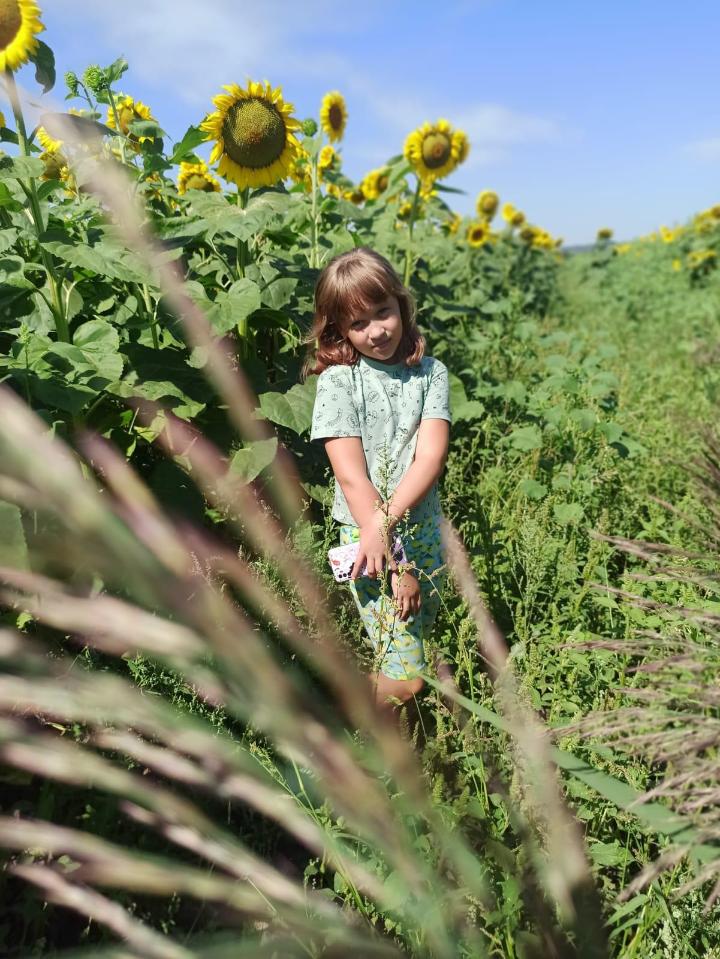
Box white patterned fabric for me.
[310,355,451,526]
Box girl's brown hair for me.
[300,247,425,380]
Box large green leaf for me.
[255,378,318,434]
[229,437,278,483]
[72,320,124,382]
[116,343,208,421]
[170,125,207,164]
[207,279,262,335]
[505,425,543,451]
[0,156,45,180]
[190,191,293,242]
[40,231,148,284]
[30,40,56,93]
[114,378,205,421]
[0,256,34,289]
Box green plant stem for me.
[403,178,423,286]
[105,86,127,166]
[5,68,69,343]
[138,282,159,350]
[235,187,252,361]
[236,185,251,279]
[310,151,320,269]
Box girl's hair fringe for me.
[299,247,425,381]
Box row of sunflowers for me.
[0,2,562,258]
[595,204,720,282]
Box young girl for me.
[301,247,452,721]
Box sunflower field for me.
[2,6,720,958]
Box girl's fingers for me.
[351,550,366,579]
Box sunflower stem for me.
[4,69,69,344]
[236,187,252,360]
[236,186,250,279]
[403,177,423,286]
[105,87,128,166]
[137,282,159,350]
[310,151,320,269]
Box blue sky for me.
[13,0,720,244]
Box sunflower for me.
[319,90,347,142]
[476,190,499,220]
[360,166,390,201]
[37,125,62,153]
[397,200,414,220]
[531,228,555,250]
[318,144,338,171]
[404,118,466,187]
[36,108,83,154]
[39,149,69,183]
[343,187,365,205]
[519,224,538,244]
[0,110,6,128]
[287,146,312,192]
[201,80,301,190]
[444,212,462,235]
[501,202,526,228]
[466,220,492,247]
[106,95,156,143]
[596,227,613,241]
[177,160,221,195]
[0,0,44,73]
[452,129,470,165]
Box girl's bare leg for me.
[371,672,425,728]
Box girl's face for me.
[340,294,404,364]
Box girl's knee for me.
[378,674,425,704]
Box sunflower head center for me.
[0,0,22,48]
[186,173,214,192]
[222,97,286,169]
[422,132,451,169]
[329,104,343,130]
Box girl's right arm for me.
[323,436,393,579]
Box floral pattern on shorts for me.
[339,512,447,680]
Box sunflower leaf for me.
[128,119,167,140]
[171,125,206,164]
[433,183,467,195]
[255,379,318,434]
[106,56,129,84]
[30,41,56,94]
[229,437,279,483]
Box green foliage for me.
[2,42,720,959]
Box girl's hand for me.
[351,511,393,580]
[391,568,421,621]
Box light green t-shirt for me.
[310,354,452,526]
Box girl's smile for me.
[342,295,403,363]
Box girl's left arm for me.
[385,418,450,525]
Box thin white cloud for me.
[49,0,562,174]
[683,137,720,163]
[49,0,366,105]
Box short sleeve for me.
[421,359,452,423]
[310,366,361,440]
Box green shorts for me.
[338,512,447,680]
